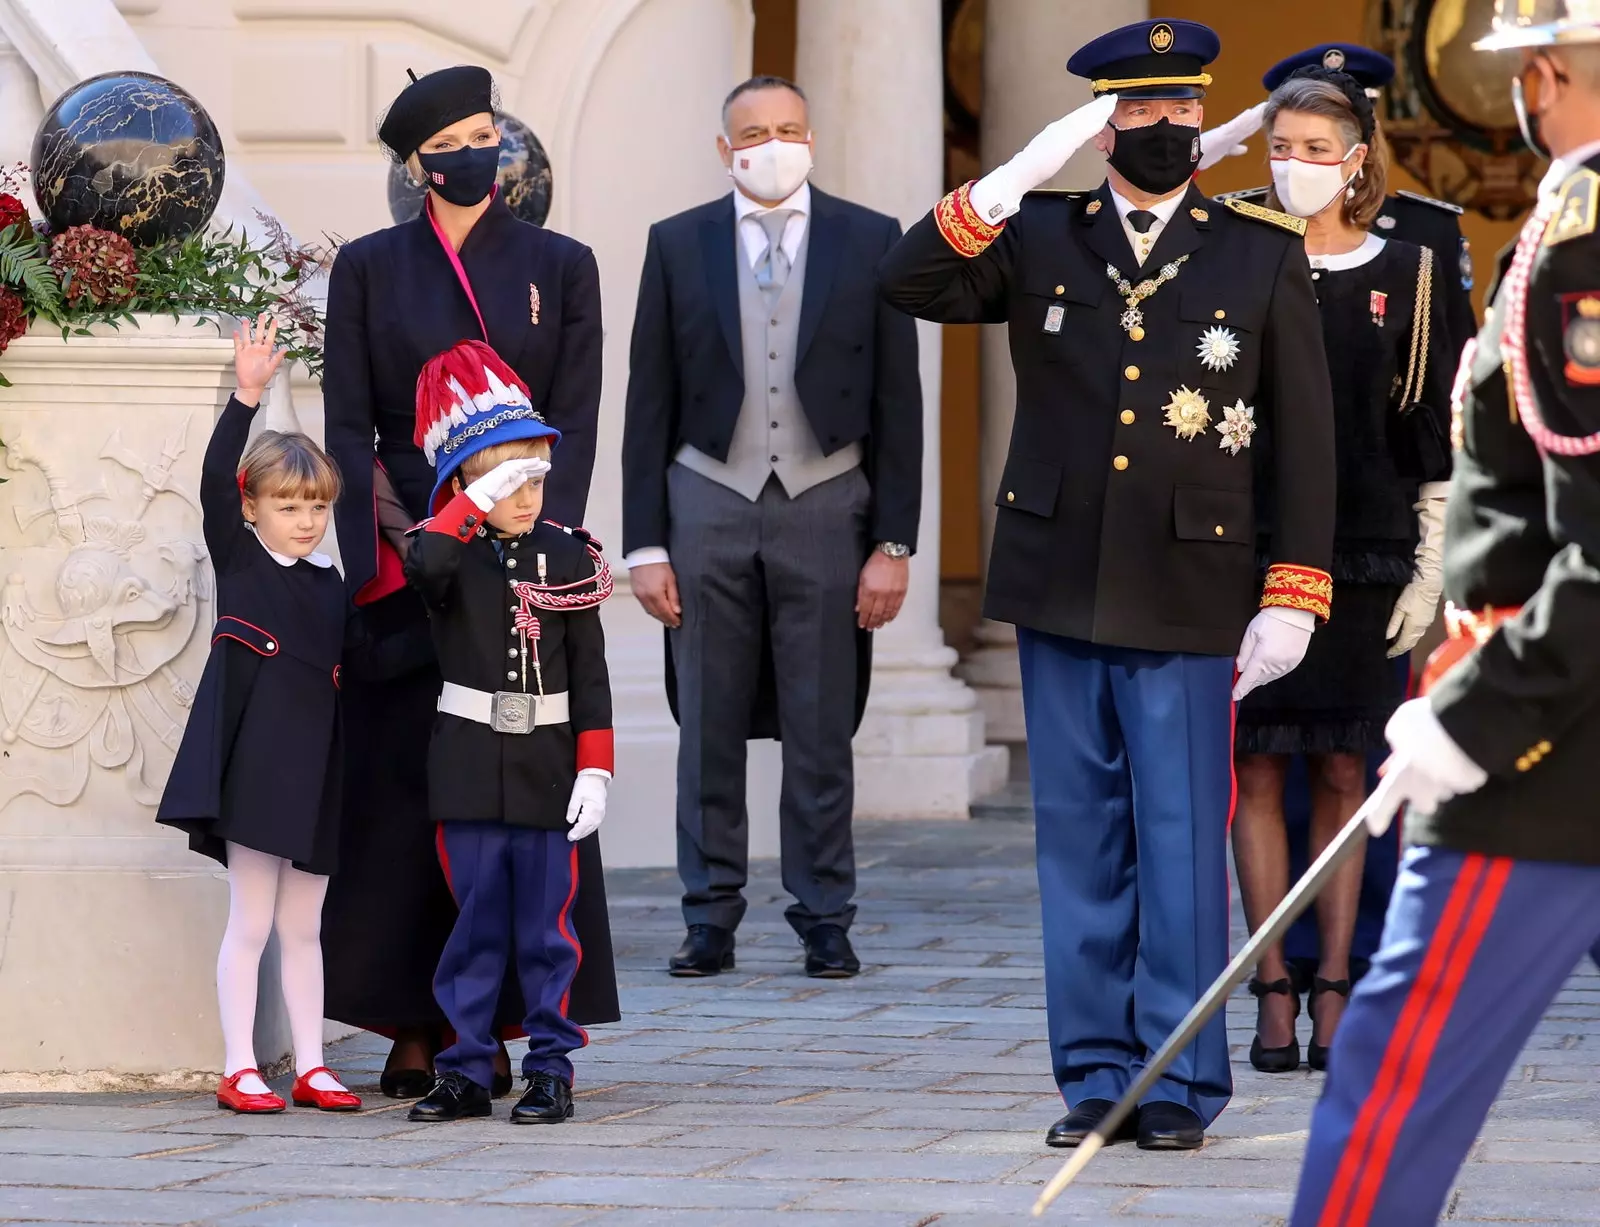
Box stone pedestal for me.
[0,317,289,1085]
[797,0,1008,817]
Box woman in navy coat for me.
[318,64,613,1096]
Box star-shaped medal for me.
[1217,400,1256,455]
[1163,386,1211,441]
[1196,326,1240,372]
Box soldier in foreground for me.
[879,18,1335,1152]
[1291,4,1600,1222]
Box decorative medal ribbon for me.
[1106,255,1190,337]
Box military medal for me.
[1562,294,1600,386]
[529,283,541,325]
[1106,255,1190,339]
[1162,386,1211,440]
[1370,290,1387,327]
[1217,400,1256,455]
[1376,215,1396,230]
[1043,303,1065,334]
[1195,325,1240,372]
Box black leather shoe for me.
[1045,1098,1139,1148]
[407,1071,492,1122]
[668,924,736,976]
[510,1071,574,1124]
[1136,1101,1205,1150]
[803,924,860,978]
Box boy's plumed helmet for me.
[414,339,561,514]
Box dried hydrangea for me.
[47,224,139,308]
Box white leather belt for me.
[438,682,569,734]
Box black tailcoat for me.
[622,187,923,736]
[1413,157,1600,867]
[879,182,1335,656]
[157,395,346,875]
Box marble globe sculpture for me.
[387,111,552,226]
[31,71,225,246]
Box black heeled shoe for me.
[492,1039,514,1099]
[1307,977,1351,1071]
[1247,978,1301,1073]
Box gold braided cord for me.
[1397,245,1435,410]
[934,182,1005,258]
[1091,73,1213,92]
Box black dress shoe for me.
[1045,1098,1139,1148]
[379,1067,434,1100]
[1136,1101,1205,1150]
[668,924,736,976]
[510,1071,574,1124]
[802,923,860,978]
[407,1071,492,1122]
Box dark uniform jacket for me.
[157,395,346,875]
[879,181,1336,657]
[1413,157,1600,866]
[405,499,613,832]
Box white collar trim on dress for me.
[1308,232,1387,272]
[250,525,333,569]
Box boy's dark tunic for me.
[157,395,345,874]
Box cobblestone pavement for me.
[3,819,1598,1226]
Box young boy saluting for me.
[404,339,615,1124]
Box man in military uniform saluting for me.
[1291,5,1600,1223]
[879,19,1336,1152]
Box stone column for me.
[797,0,1007,818]
[964,0,1146,747]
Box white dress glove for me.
[1386,482,1449,658]
[1196,102,1268,173]
[968,94,1119,226]
[565,769,609,842]
[1233,606,1316,701]
[1383,697,1488,817]
[464,457,551,513]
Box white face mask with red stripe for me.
[728,136,813,202]
[1270,144,1365,218]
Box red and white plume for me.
[413,340,534,466]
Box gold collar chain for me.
[1106,255,1190,337]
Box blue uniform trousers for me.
[1018,629,1235,1125]
[1291,845,1600,1227]
[432,822,588,1091]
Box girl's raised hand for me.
[233,313,287,406]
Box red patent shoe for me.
[291,1067,362,1112]
[217,1069,286,1114]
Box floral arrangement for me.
[0,163,338,386]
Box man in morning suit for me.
[879,19,1336,1151]
[1292,4,1600,1222]
[622,75,922,981]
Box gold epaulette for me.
[1545,168,1600,248]
[1224,197,1308,237]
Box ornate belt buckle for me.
[490,691,535,735]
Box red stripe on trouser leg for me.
[1316,854,1489,1227]
[1226,680,1239,835]
[1342,857,1512,1227]
[435,824,457,902]
[556,844,589,1052]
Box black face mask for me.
[417,142,502,207]
[1106,117,1200,196]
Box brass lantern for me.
[1368,0,1544,218]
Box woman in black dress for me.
[158,317,360,1114]
[1232,69,1453,1072]
[319,66,613,1097]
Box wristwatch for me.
[876,541,911,559]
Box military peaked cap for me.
[1067,18,1221,99]
[1263,43,1395,92]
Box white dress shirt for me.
[624,182,815,572]
[1540,137,1600,200]
[1109,185,1188,267]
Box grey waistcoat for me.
[676,217,862,501]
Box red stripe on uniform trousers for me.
[1226,673,1240,835]
[434,825,456,902]
[556,843,589,1050]
[1343,856,1512,1227]
[1316,853,1489,1227]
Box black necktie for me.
[1126,210,1158,234]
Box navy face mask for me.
[417,141,502,206]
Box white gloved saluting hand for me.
[464,457,551,512]
[968,93,1119,227]
[1196,102,1268,173]
[1387,482,1449,658]
[566,769,609,842]
[1233,606,1316,701]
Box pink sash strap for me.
[424,190,493,341]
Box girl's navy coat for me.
[157,395,347,875]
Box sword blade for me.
[1032,768,1407,1217]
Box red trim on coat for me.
[425,192,491,341]
[575,729,615,775]
[434,825,456,904]
[427,492,482,538]
[556,842,589,1051]
[356,537,408,606]
[212,616,279,656]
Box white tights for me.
[217,844,342,1094]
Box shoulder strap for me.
[1397,244,1436,411]
[1223,197,1308,237]
[425,194,490,341]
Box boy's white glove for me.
[1383,698,1487,817]
[1387,482,1449,658]
[1196,102,1268,172]
[566,769,609,842]
[1233,606,1316,701]
[464,457,550,512]
[968,94,1119,226]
